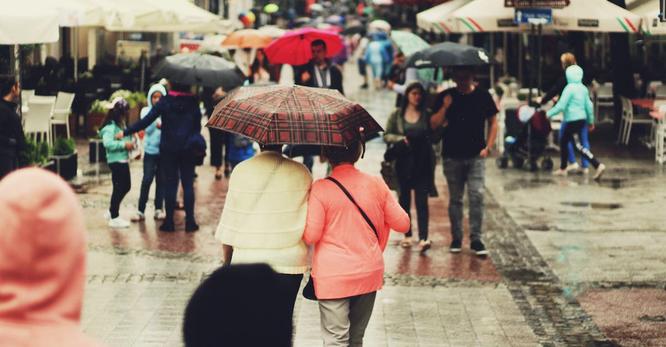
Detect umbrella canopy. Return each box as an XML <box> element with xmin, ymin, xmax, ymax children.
<box><xmin>222</xmin><ymin>29</ymin><xmax>273</xmax><ymax>48</ymax></box>
<box><xmin>373</xmin><ymin>0</ymin><xmax>393</xmax><ymax>5</ymax></box>
<box><xmin>450</xmin><ymin>0</ymin><xmax>640</xmax><ymax>33</ymax></box>
<box><xmin>207</xmin><ymin>85</ymin><xmax>383</xmax><ymax>146</ymax></box>
<box><xmin>369</xmin><ymin>19</ymin><xmax>391</xmax><ymax>32</ymax></box>
<box><xmin>264</xmin><ymin>3</ymin><xmax>280</xmax><ymax>14</ymax></box>
<box><xmin>153</xmin><ymin>53</ymin><xmax>245</xmax><ymax>90</ymax></box>
<box><xmin>407</xmin><ymin>42</ymin><xmax>490</xmax><ymax>68</ymax></box>
<box><xmin>416</xmin><ymin>0</ymin><xmax>471</xmax><ymax>34</ymax></box>
<box><xmin>390</xmin><ymin>30</ymin><xmax>430</xmax><ymax>57</ymax></box>
<box><xmin>0</xmin><ymin>6</ymin><xmax>60</xmax><ymax>44</ymax></box>
<box><xmin>265</xmin><ymin>28</ymin><xmax>344</xmax><ymax>66</ymax></box>
<box><xmin>258</xmin><ymin>25</ymin><xmax>286</xmax><ymax>38</ymax></box>
<box><xmin>630</xmin><ymin>0</ymin><xmax>666</xmax><ymax>35</ymax></box>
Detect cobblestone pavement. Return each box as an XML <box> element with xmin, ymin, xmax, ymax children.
<box><xmin>78</xmin><ymin>65</ymin><xmax>665</xmax><ymax>346</ymax></box>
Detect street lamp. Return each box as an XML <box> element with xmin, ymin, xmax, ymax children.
<box><xmin>661</xmin><ymin>0</ymin><xmax>666</xmax><ymax>22</ymax></box>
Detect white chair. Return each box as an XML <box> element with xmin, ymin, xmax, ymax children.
<box><xmin>654</xmin><ymin>103</ymin><xmax>666</xmax><ymax>164</ymax></box>
<box><xmin>52</xmin><ymin>92</ymin><xmax>75</xmax><ymax>139</ymax></box>
<box><xmin>595</xmin><ymin>85</ymin><xmax>614</xmax><ymax>123</ymax></box>
<box><xmin>619</xmin><ymin>96</ymin><xmax>653</xmax><ymax>145</ymax></box>
<box><xmin>25</xmin><ymin>101</ymin><xmax>54</xmax><ymax>146</ymax></box>
<box><xmin>21</xmin><ymin>89</ymin><xmax>34</xmax><ymax>108</ymax></box>
<box><xmin>30</xmin><ymin>95</ymin><xmax>56</xmax><ymax>113</ymax></box>
<box><xmin>655</xmin><ymin>85</ymin><xmax>666</xmax><ymax>99</ymax></box>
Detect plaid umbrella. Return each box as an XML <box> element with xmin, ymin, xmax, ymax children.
<box><xmin>207</xmin><ymin>85</ymin><xmax>383</xmax><ymax>146</ymax></box>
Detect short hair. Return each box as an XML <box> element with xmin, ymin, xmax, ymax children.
<box><xmin>560</xmin><ymin>52</ymin><xmax>577</xmax><ymax>68</ymax></box>
<box><xmin>0</xmin><ymin>74</ymin><xmax>17</xmax><ymax>97</ymax></box>
<box><xmin>311</xmin><ymin>39</ymin><xmax>327</xmax><ymax>50</ymax></box>
<box><xmin>323</xmin><ymin>141</ymin><xmax>362</xmax><ymax>166</ymax></box>
<box><xmin>183</xmin><ymin>264</ymin><xmax>293</xmax><ymax>347</ymax></box>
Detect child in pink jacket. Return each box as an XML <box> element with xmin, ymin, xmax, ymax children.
<box><xmin>304</xmin><ymin>141</ymin><xmax>410</xmax><ymax>346</ymax></box>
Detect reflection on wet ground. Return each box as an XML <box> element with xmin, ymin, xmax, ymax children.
<box><xmin>560</xmin><ymin>202</ymin><xmax>623</xmax><ymax>210</ymax></box>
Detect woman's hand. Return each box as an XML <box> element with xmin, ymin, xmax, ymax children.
<box><xmin>588</xmin><ymin>124</ymin><xmax>595</xmax><ymax>132</ymax></box>
<box><xmin>115</xmin><ymin>131</ymin><xmax>124</xmax><ymax>140</ymax></box>
<box><xmin>479</xmin><ymin>147</ymin><xmax>491</xmax><ymax>158</ymax></box>
<box><xmin>124</xmin><ymin>142</ymin><xmax>134</xmax><ymax>150</ymax></box>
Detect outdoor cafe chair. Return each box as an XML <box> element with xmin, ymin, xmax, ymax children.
<box><xmin>594</xmin><ymin>84</ymin><xmax>614</xmax><ymax>123</ymax></box>
<box><xmin>619</xmin><ymin>96</ymin><xmax>653</xmax><ymax>146</ymax></box>
<box><xmin>21</xmin><ymin>89</ymin><xmax>34</xmax><ymax>107</ymax></box>
<box><xmin>655</xmin><ymin>102</ymin><xmax>666</xmax><ymax>164</ymax></box>
<box><xmin>655</xmin><ymin>85</ymin><xmax>666</xmax><ymax>99</ymax></box>
<box><xmin>29</xmin><ymin>95</ymin><xmax>56</xmax><ymax>114</ymax></box>
<box><xmin>52</xmin><ymin>92</ymin><xmax>75</xmax><ymax>139</ymax></box>
<box><xmin>25</xmin><ymin>100</ymin><xmax>54</xmax><ymax>146</ymax></box>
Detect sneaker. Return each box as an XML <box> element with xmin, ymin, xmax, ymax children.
<box><xmin>154</xmin><ymin>209</ymin><xmax>166</xmax><ymax>220</ymax></box>
<box><xmin>449</xmin><ymin>239</ymin><xmax>462</xmax><ymax>253</ymax></box>
<box><xmin>471</xmin><ymin>240</ymin><xmax>488</xmax><ymax>256</ymax></box>
<box><xmin>552</xmin><ymin>169</ymin><xmax>567</xmax><ymax>176</ymax></box>
<box><xmin>185</xmin><ymin>222</ymin><xmax>200</xmax><ymax>232</ymax></box>
<box><xmin>417</xmin><ymin>240</ymin><xmax>432</xmax><ymax>253</ymax></box>
<box><xmin>593</xmin><ymin>164</ymin><xmax>606</xmax><ymax>181</ymax></box>
<box><xmin>400</xmin><ymin>236</ymin><xmax>413</xmax><ymax>248</ymax></box>
<box><xmin>159</xmin><ymin>222</ymin><xmax>175</xmax><ymax>232</ymax></box>
<box><xmin>565</xmin><ymin>162</ymin><xmax>580</xmax><ymax>173</ymax></box>
<box><xmin>108</xmin><ymin>217</ymin><xmax>130</xmax><ymax>229</ymax></box>
<box><xmin>131</xmin><ymin>211</ymin><xmax>145</xmax><ymax>222</ymax></box>
<box><xmin>582</xmin><ymin>168</ymin><xmax>590</xmax><ymax>175</ymax></box>
<box><xmin>103</xmin><ymin>210</ymin><xmax>111</xmax><ymax>221</ymax></box>
<box><xmin>360</xmin><ymin>83</ymin><xmax>369</xmax><ymax>89</ymax></box>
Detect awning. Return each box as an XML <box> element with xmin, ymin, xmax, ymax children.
<box><xmin>416</xmin><ymin>0</ymin><xmax>472</xmax><ymax>34</ymax></box>
<box><xmin>630</xmin><ymin>0</ymin><xmax>666</xmax><ymax>35</ymax></box>
<box><xmin>0</xmin><ymin>6</ymin><xmax>60</xmax><ymax>44</ymax></box>
<box><xmin>449</xmin><ymin>0</ymin><xmax>641</xmax><ymax>33</ymax></box>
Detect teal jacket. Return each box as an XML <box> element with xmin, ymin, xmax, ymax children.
<box><xmin>546</xmin><ymin>65</ymin><xmax>594</xmax><ymax>125</ymax></box>
<box><xmin>140</xmin><ymin>84</ymin><xmax>167</xmax><ymax>155</ymax></box>
<box><xmin>99</xmin><ymin>121</ymin><xmax>129</xmax><ymax>164</ymax></box>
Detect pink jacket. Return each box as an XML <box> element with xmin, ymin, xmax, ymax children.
<box><xmin>0</xmin><ymin>169</ymin><xmax>102</xmax><ymax>347</ymax></box>
<box><xmin>303</xmin><ymin>164</ymin><xmax>410</xmax><ymax>299</ymax></box>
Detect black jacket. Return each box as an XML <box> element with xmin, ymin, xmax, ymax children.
<box><xmin>540</xmin><ymin>75</ymin><xmax>567</xmax><ymax>106</ymax></box>
<box><xmin>294</xmin><ymin>61</ymin><xmax>344</xmax><ymax>96</ymax></box>
<box><xmin>125</xmin><ymin>93</ymin><xmax>202</xmax><ymax>154</ymax></box>
<box><xmin>0</xmin><ymin>99</ymin><xmax>26</xmax><ymax>159</ymax></box>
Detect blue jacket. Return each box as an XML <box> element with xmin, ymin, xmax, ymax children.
<box><xmin>226</xmin><ymin>134</ymin><xmax>255</xmax><ymax>164</ymax></box>
<box><xmin>125</xmin><ymin>92</ymin><xmax>202</xmax><ymax>154</ymax></box>
<box><xmin>99</xmin><ymin>121</ymin><xmax>129</xmax><ymax>164</ymax></box>
<box><xmin>140</xmin><ymin>84</ymin><xmax>167</xmax><ymax>155</ymax></box>
<box><xmin>546</xmin><ymin>65</ymin><xmax>594</xmax><ymax>125</ymax></box>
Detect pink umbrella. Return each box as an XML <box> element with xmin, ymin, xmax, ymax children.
<box><xmin>265</xmin><ymin>28</ymin><xmax>343</xmax><ymax>66</ymax></box>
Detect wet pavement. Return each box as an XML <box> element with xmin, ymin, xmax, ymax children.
<box><xmin>77</xmin><ymin>65</ymin><xmax>666</xmax><ymax>346</ymax></box>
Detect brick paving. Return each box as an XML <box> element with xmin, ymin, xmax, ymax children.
<box><xmin>75</xmin><ymin>64</ymin><xmax>666</xmax><ymax>346</ymax></box>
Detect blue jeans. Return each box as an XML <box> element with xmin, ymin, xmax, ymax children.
<box><xmin>560</xmin><ymin>122</ymin><xmax>590</xmax><ymax>168</ymax></box>
<box><xmin>138</xmin><ymin>153</ymin><xmax>163</xmax><ymax>213</ymax></box>
<box><xmin>443</xmin><ymin>157</ymin><xmax>485</xmax><ymax>242</ymax></box>
<box><xmin>161</xmin><ymin>151</ymin><xmax>196</xmax><ymax>225</ymax></box>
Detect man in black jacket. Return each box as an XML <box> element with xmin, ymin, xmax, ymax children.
<box><xmin>0</xmin><ymin>75</ymin><xmax>26</xmax><ymax>179</ymax></box>
<box><xmin>293</xmin><ymin>39</ymin><xmax>345</xmax><ymax>171</ymax></box>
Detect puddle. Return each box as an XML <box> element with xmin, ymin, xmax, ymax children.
<box><xmin>597</xmin><ymin>178</ymin><xmax>628</xmax><ymax>189</ymax></box>
<box><xmin>606</xmin><ymin>167</ymin><xmax>654</xmax><ymax>176</ymax></box>
<box><xmin>503</xmin><ymin>178</ymin><xmax>556</xmax><ymax>192</ymax></box>
<box><xmin>560</xmin><ymin>202</ymin><xmax>623</xmax><ymax>210</ymax></box>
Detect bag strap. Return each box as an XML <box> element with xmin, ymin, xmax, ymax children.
<box><xmin>326</xmin><ymin>176</ymin><xmax>378</xmax><ymax>240</ymax></box>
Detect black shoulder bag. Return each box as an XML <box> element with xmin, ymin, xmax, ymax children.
<box><xmin>302</xmin><ymin>177</ymin><xmax>378</xmax><ymax>300</ymax></box>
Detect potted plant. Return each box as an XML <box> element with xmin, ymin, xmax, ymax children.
<box><xmin>87</xmin><ymin>99</ymin><xmax>110</xmax><ymax>137</ymax></box>
<box><xmin>22</xmin><ymin>138</ymin><xmax>55</xmax><ymax>173</ymax></box>
<box><xmin>50</xmin><ymin>138</ymin><xmax>78</xmax><ymax>180</ymax></box>
<box><xmin>109</xmin><ymin>89</ymin><xmax>147</xmax><ymax>124</ymax></box>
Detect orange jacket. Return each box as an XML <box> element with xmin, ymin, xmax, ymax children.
<box><xmin>303</xmin><ymin>164</ymin><xmax>410</xmax><ymax>300</ymax></box>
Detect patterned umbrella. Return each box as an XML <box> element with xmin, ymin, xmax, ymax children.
<box><xmin>207</xmin><ymin>85</ymin><xmax>383</xmax><ymax>146</ymax></box>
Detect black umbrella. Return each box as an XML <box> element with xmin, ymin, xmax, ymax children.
<box><xmin>341</xmin><ymin>25</ymin><xmax>366</xmax><ymax>36</ymax></box>
<box><xmin>153</xmin><ymin>53</ymin><xmax>245</xmax><ymax>90</ymax></box>
<box><xmin>406</xmin><ymin>42</ymin><xmax>491</xmax><ymax>69</ymax></box>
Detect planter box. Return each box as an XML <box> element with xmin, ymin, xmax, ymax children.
<box><xmin>86</xmin><ymin>112</ymin><xmax>106</xmax><ymax>137</ymax></box>
<box><xmin>89</xmin><ymin>139</ymin><xmax>106</xmax><ymax>163</ymax></box>
<box><xmin>51</xmin><ymin>152</ymin><xmax>78</xmax><ymax>181</ymax></box>
<box><xmin>40</xmin><ymin>160</ymin><xmax>56</xmax><ymax>174</ymax></box>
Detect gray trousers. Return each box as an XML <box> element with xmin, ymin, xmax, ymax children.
<box><xmin>318</xmin><ymin>291</ymin><xmax>377</xmax><ymax>347</ymax></box>
<box><xmin>443</xmin><ymin>157</ymin><xmax>485</xmax><ymax>242</ymax></box>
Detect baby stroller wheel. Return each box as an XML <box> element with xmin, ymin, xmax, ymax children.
<box><xmin>497</xmin><ymin>157</ymin><xmax>509</xmax><ymax>169</ymax></box>
<box><xmin>512</xmin><ymin>157</ymin><xmax>524</xmax><ymax>169</ymax></box>
<box><xmin>541</xmin><ymin>158</ymin><xmax>554</xmax><ymax>171</ymax></box>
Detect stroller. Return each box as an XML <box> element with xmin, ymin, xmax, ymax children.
<box><xmin>497</xmin><ymin>105</ymin><xmax>554</xmax><ymax>171</ymax></box>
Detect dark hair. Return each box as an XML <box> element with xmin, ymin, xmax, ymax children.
<box><xmin>400</xmin><ymin>82</ymin><xmax>426</xmax><ymax>116</ymax></box>
<box><xmin>0</xmin><ymin>74</ymin><xmax>17</xmax><ymax>97</ymax></box>
<box><xmin>101</xmin><ymin>99</ymin><xmax>129</xmax><ymax>128</ymax></box>
<box><xmin>322</xmin><ymin>141</ymin><xmax>362</xmax><ymax>166</ymax></box>
<box><xmin>311</xmin><ymin>39</ymin><xmax>327</xmax><ymax>50</ymax></box>
<box><xmin>183</xmin><ymin>264</ymin><xmax>293</xmax><ymax>347</ymax></box>
<box><xmin>260</xmin><ymin>144</ymin><xmax>282</xmax><ymax>152</ymax></box>
<box><xmin>171</xmin><ymin>82</ymin><xmax>192</xmax><ymax>93</ymax></box>
<box><xmin>250</xmin><ymin>49</ymin><xmax>271</xmax><ymax>79</ymax></box>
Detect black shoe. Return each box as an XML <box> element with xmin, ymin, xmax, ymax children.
<box><xmin>449</xmin><ymin>239</ymin><xmax>462</xmax><ymax>253</ymax></box>
<box><xmin>360</xmin><ymin>83</ymin><xmax>368</xmax><ymax>89</ymax></box>
<box><xmin>159</xmin><ymin>222</ymin><xmax>175</xmax><ymax>232</ymax></box>
<box><xmin>471</xmin><ymin>240</ymin><xmax>488</xmax><ymax>256</ymax></box>
<box><xmin>185</xmin><ymin>222</ymin><xmax>199</xmax><ymax>232</ymax></box>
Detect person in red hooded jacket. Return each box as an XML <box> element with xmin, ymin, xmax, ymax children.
<box><xmin>0</xmin><ymin>168</ymin><xmax>102</xmax><ymax>347</ymax></box>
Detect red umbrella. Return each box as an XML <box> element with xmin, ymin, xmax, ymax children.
<box><xmin>265</xmin><ymin>28</ymin><xmax>343</xmax><ymax>66</ymax></box>
<box><xmin>206</xmin><ymin>85</ymin><xmax>382</xmax><ymax>146</ymax></box>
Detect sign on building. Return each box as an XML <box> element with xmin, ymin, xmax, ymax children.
<box><xmin>514</xmin><ymin>8</ymin><xmax>553</xmax><ymax>25</ymax></box>
<box><xmin>505</xmin><ymin>0</ymin><xmax>569</xmax><ymax>9</ymax></box>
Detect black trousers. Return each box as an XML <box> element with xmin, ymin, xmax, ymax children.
<box><xmin>275</xmin><ymin>273</ymin><xmax>304</xmax><ymax>321</ymax></box>
<box><xmin>559</xmin><ymin>120</ymin><xmax>600</xmax><ymax>170</ymax></box>
<box><xmin>0</xmin><ymin>154</ymin><xmax>17</xmax><ymax>180</ymax></box>
<box><xmin>108</xmin><ymin>162</ymin><xmax>131</xmax><ymax>219</ymax></box>
<box><xmin>161</xmin><ymin>152</ymin><xmax>196</xmax><ymax>225</ymax></box>
<box><xmin>208</xmin><ymin>128</ymin><xmax>226</xmax><ymax>167</ymax></box>
<box><xmin>398</xmin><ymin>178</ymin><xmax>430</xmax><ymax>241</ymax></box>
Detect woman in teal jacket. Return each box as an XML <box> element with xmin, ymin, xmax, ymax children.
<box><xmin>99</xmin><ymin>98</ymin><xmax>135</xmax><ymax>228</ymax></box>
<box><xmin>546</xmin><ymin>65</ymin><xmax>606</xmax><ymax>180</ymax></box>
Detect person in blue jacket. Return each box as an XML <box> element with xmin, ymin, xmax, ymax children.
<box><xmin>116</xmin><ymin>82</ymin><xmax>202</xmax><ymax>232</ymax></box>
<box><xmin>131</xmin><ymin>84</ymin><xmax>167</xmax><ymax>223</ymax></box>
<box><xmin>546</xmin><ymin>65</ymin><xmax>606</xmax><ymax>180</ymax></box>
<box><xmin>225</xmin><ymin>134</ymin><xmax>255</xmax><ymax>171</ymax></box>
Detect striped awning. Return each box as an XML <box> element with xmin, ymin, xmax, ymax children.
<box><xmin>416</xmin><ymin>0</ymin><xmax>472</xmax><ymax>33</ymax></box>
